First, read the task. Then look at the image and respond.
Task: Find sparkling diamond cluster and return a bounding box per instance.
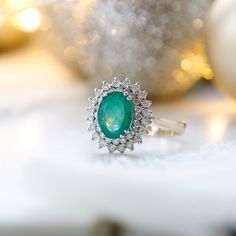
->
[87,77,152,153]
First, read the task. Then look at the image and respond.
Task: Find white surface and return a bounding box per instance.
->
[0,43,236,236]
[0,80,236,236]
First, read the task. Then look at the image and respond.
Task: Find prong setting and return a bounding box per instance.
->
[87,77,152,153]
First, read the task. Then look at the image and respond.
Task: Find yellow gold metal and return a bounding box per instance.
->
[148,116,187,137]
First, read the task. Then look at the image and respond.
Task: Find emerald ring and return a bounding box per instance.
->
[87,77,186,153]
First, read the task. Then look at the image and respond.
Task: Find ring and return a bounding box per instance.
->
[87,77,187,153]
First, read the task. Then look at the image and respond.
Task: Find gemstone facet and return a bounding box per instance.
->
[97,91,135,139]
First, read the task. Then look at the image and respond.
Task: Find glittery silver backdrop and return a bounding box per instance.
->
[42,0,213,99]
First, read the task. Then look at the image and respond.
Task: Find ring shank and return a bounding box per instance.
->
[148,116,187,137]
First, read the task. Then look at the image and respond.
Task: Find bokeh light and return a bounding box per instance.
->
[14,8,41,32]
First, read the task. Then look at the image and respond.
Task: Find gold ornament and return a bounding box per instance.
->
[44,0,213,99]
[207,0,236,98]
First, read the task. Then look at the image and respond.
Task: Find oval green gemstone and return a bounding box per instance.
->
[97,91,135,139]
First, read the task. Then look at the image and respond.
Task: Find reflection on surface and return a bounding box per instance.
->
[207,115,228,144]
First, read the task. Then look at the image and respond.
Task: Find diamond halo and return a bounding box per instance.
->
[87,77,152,153]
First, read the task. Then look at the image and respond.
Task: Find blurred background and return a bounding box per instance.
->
[1,0,236,236]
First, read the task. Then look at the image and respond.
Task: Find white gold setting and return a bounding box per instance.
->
[87,77,187,153]
[87,77,152,153]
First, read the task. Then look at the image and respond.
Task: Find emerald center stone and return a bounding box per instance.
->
[97,91,135,139]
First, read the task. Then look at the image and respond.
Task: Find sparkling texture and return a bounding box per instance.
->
[87,78,152,153]
[97,91,135,139]
[44,0,212,99]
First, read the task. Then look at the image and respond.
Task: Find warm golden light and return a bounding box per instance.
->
[71,0,98,21]
[202,66,214,80]
[40,15,52,31]
[173,69,185,83]
[181,59,192,71]
[15,8,41,32]
[180,42,213,81]
[7,0,28,8]
[208,116,228,143]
